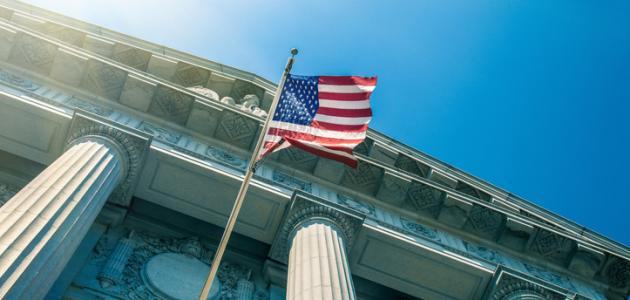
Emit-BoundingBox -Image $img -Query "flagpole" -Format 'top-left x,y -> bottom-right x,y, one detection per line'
198,48 -> 298,300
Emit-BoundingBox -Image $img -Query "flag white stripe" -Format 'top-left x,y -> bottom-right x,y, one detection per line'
264,134 -> 358,148
268,121 -> 367,139
313,114 -> 372,125
318,84 -> 375,93
297,139 -> 356,149
319,99 -> 371,109
299,142 -> 357,160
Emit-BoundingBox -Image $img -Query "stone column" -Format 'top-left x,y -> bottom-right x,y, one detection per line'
287,219 -> 356,300
0,136 -> 126,298
270,192 -> 365,300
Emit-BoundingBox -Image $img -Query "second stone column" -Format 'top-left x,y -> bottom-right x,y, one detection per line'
270,192 -> 365,300
287,219 -> 356,300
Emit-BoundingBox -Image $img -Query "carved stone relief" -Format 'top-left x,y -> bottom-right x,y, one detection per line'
44,22 -> 85,46
0,183 -> 19,206
80,59 -> 128,100
465,204 -> 504,238
341,161 -> 383,195
112,44 -> 151,71
405,182 -> 444,218
400,218 -> 441,243
173,62 -> 209,87
8,33 -> 57,74
77,230 -> 268,300
394,154 -> 430,178
229,79 -> 264,104
337,193 -> 376,217
274,147 -> 318,173
272,170 -> 312,193
215,112 -> 257,149
529,229 -> 575,264
603,256 -> 630,288
148,84 -> 195,125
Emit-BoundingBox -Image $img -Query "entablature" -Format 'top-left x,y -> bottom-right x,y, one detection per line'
0,66 -> 616,299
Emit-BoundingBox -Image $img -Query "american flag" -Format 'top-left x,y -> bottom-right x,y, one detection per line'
259,74 -> 377,168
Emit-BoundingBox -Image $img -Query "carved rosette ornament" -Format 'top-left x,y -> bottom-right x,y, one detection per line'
66,111 -> 152,206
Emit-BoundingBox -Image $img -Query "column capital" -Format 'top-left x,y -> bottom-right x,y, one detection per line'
65,111 -> 152,206
269,191 -> 366,264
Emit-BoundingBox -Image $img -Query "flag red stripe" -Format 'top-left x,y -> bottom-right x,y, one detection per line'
319,76 -> 377,86
311,121 -> 368,132
318,91 -> 372,101
286,138 -> 358,168
316,107 -> 372,118
267,128 -> 364,145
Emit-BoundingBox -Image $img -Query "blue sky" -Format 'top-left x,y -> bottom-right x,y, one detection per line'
27,0 -> 630,245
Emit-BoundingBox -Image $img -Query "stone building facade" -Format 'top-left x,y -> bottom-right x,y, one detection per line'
0,1 -> 627,299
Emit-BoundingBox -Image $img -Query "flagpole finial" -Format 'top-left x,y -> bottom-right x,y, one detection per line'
291,48 -> 298,56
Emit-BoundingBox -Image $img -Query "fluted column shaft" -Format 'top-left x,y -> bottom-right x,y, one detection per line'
0,136 -> 125,299
287,219 -> 356,300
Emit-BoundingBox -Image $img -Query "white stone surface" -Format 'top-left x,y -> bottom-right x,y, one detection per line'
147,54 -> 177,80
83,35 -> 115,57
0,25 -> 16,61
0,137 -> 124,299
118,74 -> 156,112
49,48 -> 88,87
287,221 -> 356,300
